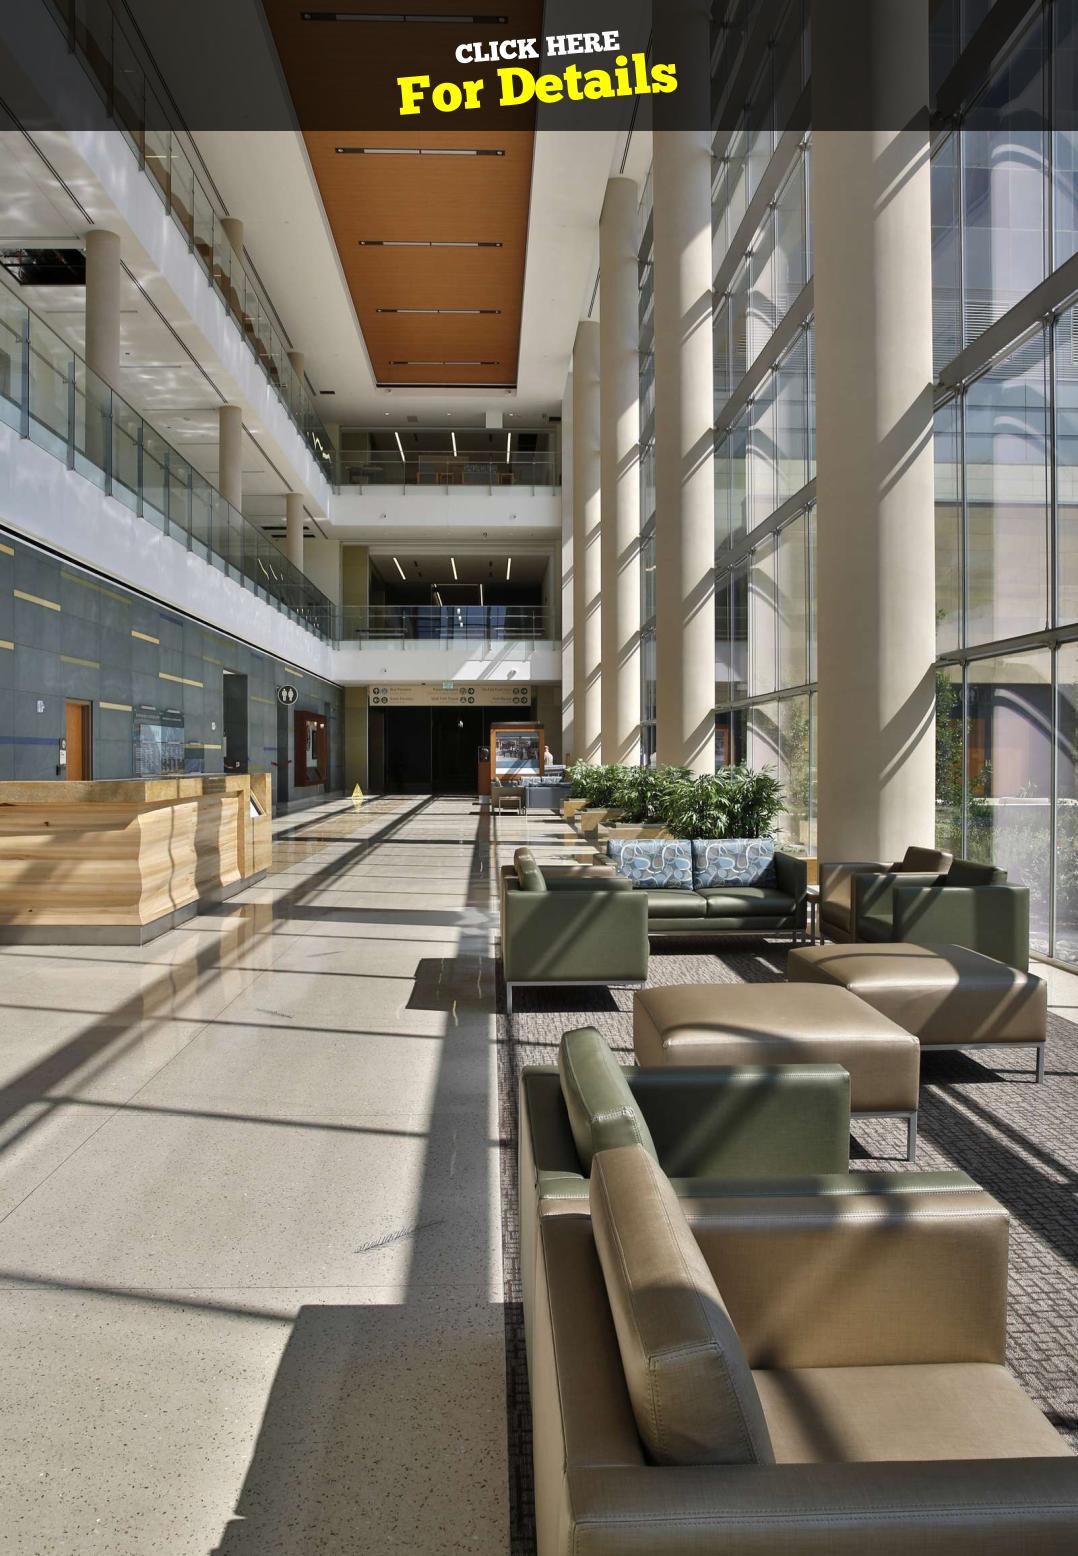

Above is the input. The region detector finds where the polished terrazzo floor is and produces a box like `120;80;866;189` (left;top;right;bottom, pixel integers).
0;793;587;1555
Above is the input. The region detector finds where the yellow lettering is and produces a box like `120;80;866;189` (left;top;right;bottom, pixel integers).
398;75;430;116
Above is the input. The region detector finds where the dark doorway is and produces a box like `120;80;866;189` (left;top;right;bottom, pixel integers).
223;672;248;772
275;702;290;808
432;707;487;793
385;707;432;792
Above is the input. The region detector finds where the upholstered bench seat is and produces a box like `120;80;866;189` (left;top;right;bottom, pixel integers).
788;941;1048;1082
634;982;921;1159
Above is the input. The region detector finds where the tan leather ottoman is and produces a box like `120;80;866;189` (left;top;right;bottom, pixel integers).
787;942;1048;1082
634;983;921;1160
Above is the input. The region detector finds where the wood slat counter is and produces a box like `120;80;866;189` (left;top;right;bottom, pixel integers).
0;773;272;943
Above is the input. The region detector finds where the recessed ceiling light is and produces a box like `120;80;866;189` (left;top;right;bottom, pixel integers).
359;239;502;248
376;307;501;315
337;146;505;156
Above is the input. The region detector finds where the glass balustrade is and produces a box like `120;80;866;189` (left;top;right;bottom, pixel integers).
0;283;335;641
45;0;336;484
336;443;560;489
340;606;555;642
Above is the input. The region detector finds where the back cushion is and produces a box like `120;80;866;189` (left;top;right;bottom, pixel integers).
896;845;954;874
692;839;777;890
558;1028;657;1169
947;859;1007;887
607;839;694;890
590;1145;775;1467
514;848;548;893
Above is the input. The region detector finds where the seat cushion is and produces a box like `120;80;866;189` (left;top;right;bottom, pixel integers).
692;839;777;889
645;889;707;919
699;887;795;919
607;839;694;890
787;942;1047;1047
755;1363;1071;1464
558;1027;657;1171
856;906;894;941
633;983;920;1111
590;1145;774;1467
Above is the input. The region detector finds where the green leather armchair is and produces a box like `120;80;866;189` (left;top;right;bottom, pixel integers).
853;859;1031;972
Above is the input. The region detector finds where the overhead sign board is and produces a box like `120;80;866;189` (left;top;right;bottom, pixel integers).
368;683;532;708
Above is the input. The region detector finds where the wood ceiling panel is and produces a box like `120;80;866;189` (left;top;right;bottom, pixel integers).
262;3;542;389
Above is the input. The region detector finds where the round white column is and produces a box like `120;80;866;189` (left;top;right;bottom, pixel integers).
84;228;121;388
600;176;643;767
813;0;937;861
560;371;575;761
572;320;603;763
653;123;715;774
218;405;244;512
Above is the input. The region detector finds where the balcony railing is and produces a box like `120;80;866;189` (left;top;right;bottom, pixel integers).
337;450;559;490
0;282;336;640
340;606;557;642
43;0;336;483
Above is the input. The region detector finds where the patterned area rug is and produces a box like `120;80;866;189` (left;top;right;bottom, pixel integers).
496;941;1078;1556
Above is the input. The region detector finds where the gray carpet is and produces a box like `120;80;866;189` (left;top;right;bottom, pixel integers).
496;941;1078;1555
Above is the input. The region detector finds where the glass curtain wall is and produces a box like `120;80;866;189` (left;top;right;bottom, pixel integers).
711;0;815;853
932;0;1078;961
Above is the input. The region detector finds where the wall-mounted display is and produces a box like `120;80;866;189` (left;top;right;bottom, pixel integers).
490;723;544;782
133;709;185;777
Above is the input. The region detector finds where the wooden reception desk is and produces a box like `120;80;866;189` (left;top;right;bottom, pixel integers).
0;773;272;943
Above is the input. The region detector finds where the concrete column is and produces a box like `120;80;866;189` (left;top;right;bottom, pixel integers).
218;405;243;511
813;0;936;861
600;177;642;767
560;372;575;762
220;216;244;258
572;321;602;763
653;86;715;771
84;228;121;388
285;492;304;571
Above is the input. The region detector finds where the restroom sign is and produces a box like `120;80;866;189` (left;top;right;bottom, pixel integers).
277;685;299;706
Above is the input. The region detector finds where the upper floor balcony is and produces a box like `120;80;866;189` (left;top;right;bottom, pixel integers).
336;427;560;493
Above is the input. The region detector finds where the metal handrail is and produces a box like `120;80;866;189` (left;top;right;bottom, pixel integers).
0;280;335;640
337;452;559;489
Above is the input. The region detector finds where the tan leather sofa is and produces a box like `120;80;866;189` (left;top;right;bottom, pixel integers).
530;1144;1078;1554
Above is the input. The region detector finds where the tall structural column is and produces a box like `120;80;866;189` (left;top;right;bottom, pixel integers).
560;371;575;762
84;228;121;470
84;229;121;387
285;493;304;571
572;320;603;763
652;1;715;773
813;0;936;861
600;177;642;766
218;405;244;512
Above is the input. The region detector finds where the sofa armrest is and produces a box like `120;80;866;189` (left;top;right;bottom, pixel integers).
852;870;945;936
565;1460;1078;1554
684;1182;1008;1367
502;884;649;984
628;1064;850;1178
892;883;1031;972
773;849;808;904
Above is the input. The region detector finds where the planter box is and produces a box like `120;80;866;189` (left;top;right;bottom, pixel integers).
577;807;626;837
598;824;674;842
561;798;590;821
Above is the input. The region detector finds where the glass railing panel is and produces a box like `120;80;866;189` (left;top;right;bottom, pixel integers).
143;113;171;209
73;0;113;111
140;425;168;530
26;313;72;459
189;474;211;561
111;396;140;512
0;288;25;432
111;23;144;146
192;184;214;277
71;357;110;489
211;227;235;314
170;136;196;246
164;449;192;545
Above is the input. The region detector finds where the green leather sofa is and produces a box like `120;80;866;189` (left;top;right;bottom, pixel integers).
499;850;649;1013
605;838;810;941
822;848;1031;972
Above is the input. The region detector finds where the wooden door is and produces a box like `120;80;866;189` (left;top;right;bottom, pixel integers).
65;701;91;781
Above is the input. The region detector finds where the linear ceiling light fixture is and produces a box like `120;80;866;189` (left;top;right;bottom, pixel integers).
359;239;502;248
394;431;406;461
392;555;407;579
451;557;459;580
376;307;501;315
451;432;458;457
390;359;500;366
337;147;505;157
308;13;509;24
506;557;512;580
506;431;512;459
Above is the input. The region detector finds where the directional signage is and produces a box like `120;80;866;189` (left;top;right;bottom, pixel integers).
368;683;532;708
276;685;299;706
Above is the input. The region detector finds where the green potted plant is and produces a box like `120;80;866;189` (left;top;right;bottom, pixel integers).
599;765;690;840
565;762;626;832
657;766;785;842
